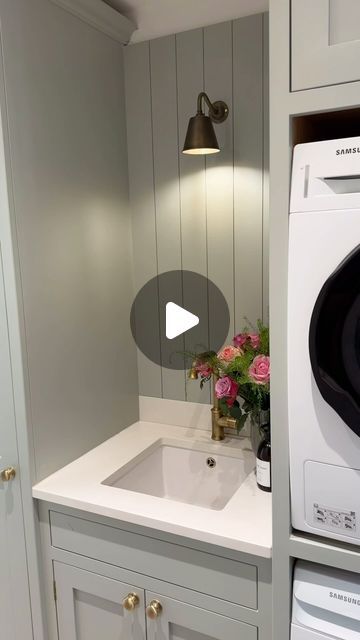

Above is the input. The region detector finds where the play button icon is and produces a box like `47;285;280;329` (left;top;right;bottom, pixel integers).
130;270;230;370
165;302;199;339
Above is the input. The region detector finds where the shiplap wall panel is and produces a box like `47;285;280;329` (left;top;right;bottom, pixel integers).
125;16;268;403
124;43;162;397
233;14;264;330
176;28;210;404
204;21;235;347
150;36;186;400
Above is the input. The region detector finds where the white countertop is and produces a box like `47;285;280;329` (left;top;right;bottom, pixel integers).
33;421;272;558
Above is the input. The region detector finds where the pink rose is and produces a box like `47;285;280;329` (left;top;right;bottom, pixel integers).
196;362;212;377
217;345;242;362
249;355;270;385
233;332;261;350
215;376;238;405
233;333;248;348
248;333;260;349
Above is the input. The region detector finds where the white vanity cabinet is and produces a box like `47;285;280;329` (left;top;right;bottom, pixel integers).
291;0;360;90
38;504;272;640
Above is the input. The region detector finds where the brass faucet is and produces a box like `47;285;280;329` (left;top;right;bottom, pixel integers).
189;362;238;441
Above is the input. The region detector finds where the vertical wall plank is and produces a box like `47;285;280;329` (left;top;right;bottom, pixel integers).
262;13;270;325
150;36;186;400
124;43;162;397
126;16;268;403
233;15;264;331
176;28;210;404
204;21;234;346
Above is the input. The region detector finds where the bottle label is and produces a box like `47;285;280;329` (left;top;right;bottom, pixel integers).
256;458;270;488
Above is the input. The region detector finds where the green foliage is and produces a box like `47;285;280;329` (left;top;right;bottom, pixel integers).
258;319;270;355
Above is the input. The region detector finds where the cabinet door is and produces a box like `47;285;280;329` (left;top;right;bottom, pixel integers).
0;246;33;639
54;562;145;640
145;592;257;640
292;0;360;90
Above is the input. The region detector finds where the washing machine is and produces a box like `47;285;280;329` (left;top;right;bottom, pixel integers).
291;561;360;640
288;136;360;545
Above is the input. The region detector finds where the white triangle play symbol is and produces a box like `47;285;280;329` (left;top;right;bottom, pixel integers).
166;302;199;340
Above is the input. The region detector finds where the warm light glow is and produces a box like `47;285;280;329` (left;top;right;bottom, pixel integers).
182;147;220;156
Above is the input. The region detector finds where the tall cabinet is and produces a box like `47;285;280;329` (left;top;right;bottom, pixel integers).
291;0;360;90
0;1;138;638
270;1;360;640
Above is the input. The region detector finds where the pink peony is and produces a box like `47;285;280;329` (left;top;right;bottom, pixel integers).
249;355;270;385
217;344;242;362
233;333;248;348
215;376;238;405
248;333;261;349
196;362;212;377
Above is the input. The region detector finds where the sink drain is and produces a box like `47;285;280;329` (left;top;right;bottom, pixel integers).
206;457;216;469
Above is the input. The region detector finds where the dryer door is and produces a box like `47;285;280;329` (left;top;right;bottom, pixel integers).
309;245;360;437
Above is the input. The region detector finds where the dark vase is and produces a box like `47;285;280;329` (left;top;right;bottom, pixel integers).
250;409;270;456
256;426;271;493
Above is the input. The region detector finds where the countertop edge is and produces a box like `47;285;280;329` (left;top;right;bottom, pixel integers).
33;488;272;559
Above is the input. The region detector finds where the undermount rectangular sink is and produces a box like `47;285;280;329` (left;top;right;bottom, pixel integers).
102;439;254;510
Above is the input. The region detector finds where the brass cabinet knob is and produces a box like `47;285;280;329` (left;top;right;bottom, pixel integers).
146;600;163;619
1;466;16;482
122;592;140;611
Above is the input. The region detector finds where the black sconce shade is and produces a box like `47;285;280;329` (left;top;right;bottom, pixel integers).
183;114;220;155
182;93;229;156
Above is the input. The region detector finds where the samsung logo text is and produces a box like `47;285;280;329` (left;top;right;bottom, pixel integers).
329;591;360;605
336;147;360;155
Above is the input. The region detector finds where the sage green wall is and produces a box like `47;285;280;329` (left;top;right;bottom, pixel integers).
125;13;269;403
0;0;139;482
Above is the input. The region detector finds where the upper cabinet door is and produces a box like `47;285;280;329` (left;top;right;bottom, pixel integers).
54;562;146;640
292;0;360;90
145;592;257;640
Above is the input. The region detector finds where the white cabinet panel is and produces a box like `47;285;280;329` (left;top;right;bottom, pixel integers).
54;562;146;640
292;0;360;90
145;592;257;640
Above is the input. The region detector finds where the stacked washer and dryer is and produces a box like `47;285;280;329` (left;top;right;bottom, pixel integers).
288;137;360;640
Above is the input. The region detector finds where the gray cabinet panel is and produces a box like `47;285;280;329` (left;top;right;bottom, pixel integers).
292;0;360;90
50;511;258;609
54;562;146;640
0;247;33;637
145;592;257;640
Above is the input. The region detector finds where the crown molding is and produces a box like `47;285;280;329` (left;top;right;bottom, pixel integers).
49;0;136;44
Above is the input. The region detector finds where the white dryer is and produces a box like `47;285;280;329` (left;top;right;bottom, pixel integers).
289;136;360;545
292;561;360;640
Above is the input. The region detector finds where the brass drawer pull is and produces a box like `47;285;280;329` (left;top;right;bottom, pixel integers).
146;600;163;619
1;466;16;482
122;592;140;611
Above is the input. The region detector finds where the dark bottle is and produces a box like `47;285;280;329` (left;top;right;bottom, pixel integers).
256;427;271;492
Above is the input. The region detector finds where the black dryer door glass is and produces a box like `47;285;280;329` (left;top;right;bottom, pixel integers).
309;245;360;438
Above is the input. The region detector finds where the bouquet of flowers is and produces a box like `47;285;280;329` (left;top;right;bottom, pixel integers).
190;321;270;431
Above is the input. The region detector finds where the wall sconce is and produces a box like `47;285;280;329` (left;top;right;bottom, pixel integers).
182;92;229;156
